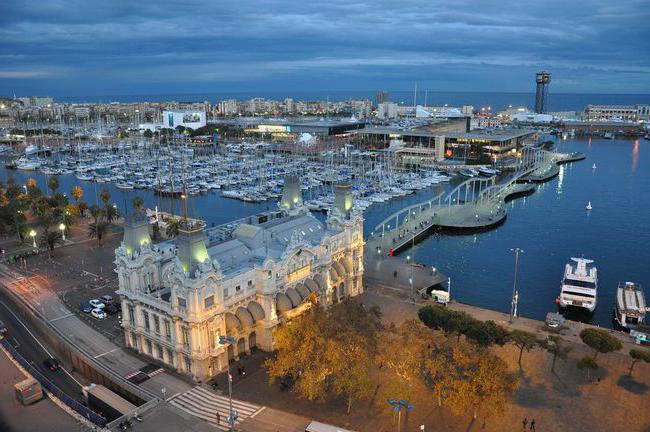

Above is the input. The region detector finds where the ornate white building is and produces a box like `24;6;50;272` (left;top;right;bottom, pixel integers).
115;178;364;381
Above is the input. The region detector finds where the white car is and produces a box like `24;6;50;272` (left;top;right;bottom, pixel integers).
89;299;105;309
91;308;106;320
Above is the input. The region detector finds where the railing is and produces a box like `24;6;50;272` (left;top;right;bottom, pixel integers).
1;338;107;427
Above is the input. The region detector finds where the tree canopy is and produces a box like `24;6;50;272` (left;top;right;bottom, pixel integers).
579;328;622;359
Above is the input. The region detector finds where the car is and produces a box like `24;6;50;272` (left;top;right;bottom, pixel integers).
80;301;93;313
104;303;119;315
100;294;114;304
43;357;60;371
89;299;105;309
91;308;107;320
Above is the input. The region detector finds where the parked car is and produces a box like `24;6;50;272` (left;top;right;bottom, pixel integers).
89;299;105;309
80;301;93;313
91;308;107;320
104;303;119;315
100;294;114;304
43;357;60;371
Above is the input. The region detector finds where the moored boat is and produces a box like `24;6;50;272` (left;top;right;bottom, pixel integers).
614;281;647;330
557;257;598;313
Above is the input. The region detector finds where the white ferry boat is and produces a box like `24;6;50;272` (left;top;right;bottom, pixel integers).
557;258;598;312
614;282;647;330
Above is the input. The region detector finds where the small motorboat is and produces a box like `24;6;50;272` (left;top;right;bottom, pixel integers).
592;163;596;170
586;201;592;211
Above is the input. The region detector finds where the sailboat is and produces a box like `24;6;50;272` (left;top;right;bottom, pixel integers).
586;201;592;211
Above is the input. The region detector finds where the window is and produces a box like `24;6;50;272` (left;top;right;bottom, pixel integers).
164;319;171;340
153;315;160;335
177;297;187;308
235;285;241;293
128;305;135;324
204;295;214;308
182;327;190;350
247;280;253;287
142;311;150;331
223;288;230;299
145;339;152;355
156;344;163;359
166;349;174;366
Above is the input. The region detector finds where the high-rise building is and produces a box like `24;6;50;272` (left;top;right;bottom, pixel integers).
375;90;389;106
534;71;551;114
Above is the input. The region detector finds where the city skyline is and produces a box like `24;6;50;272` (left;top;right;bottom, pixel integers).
1;0;649;97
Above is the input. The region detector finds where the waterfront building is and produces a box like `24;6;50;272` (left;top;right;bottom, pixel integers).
375;90;390;105
378;102;398;120
470;115;503;129
583;104;650;122
162;110;207;130
115;178;364;381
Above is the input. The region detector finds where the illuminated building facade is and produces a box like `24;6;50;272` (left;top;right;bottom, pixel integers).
115;178;364;381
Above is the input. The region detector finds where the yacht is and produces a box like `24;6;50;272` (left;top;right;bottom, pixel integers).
557;258;598;312
459;168;479;178
614;282;647;330
477;167;500;177
603;132;614;140
116;181;134;190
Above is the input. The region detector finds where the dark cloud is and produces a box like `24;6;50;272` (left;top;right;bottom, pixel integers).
0;0;648;96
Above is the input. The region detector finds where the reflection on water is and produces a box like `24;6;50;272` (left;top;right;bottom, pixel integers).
632;139;639;173
556;165;565;195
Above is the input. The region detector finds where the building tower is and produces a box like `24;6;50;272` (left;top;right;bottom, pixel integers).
534;71;551;114
375;90;389;106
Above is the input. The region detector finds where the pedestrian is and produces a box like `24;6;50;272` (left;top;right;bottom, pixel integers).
217;412;221;425
522;418;528;430
530;419;535;431
241;366;246;377
237;365;242;376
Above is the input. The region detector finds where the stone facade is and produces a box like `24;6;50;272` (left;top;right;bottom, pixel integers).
115;181;364;381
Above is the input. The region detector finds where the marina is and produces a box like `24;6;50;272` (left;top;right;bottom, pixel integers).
0;135;648;328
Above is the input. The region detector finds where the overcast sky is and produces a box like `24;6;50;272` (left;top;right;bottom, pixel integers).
1;0;649;97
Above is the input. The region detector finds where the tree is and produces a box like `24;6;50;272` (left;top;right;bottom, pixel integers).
132;196;144;213
579;328;622;360
71;185;83;203
331;334;373;414
47;176;59;196
42;231;63;258
166;218;181;238
26;178;37;190
104;204;119;223
628;349;650;377
464;320;509;348
89;205;102;224
543;335;573;373
77;200;88;216
99;188;111;206
88;221;109;246
577;356;598;381
508;330;539;368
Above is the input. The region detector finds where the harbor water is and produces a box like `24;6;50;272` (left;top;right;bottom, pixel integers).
1;136;648;327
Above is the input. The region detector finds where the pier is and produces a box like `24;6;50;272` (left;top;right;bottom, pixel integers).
366;146;585;256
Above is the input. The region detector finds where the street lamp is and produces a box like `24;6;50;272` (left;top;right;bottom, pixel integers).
59;223;66;241
218;335;238;432
510;248;524;322
29;229;37;249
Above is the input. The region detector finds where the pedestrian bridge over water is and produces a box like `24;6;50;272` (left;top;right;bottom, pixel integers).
366;146;585;256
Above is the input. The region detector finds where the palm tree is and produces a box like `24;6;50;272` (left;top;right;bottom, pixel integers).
47;177;59;196
77;200;88;216
166;218;181;238
42;231;63;258
71;185;83;203
99;188;111;207
132;196;144;213
89;204;102;224
88;221;109;246
104;204;119;224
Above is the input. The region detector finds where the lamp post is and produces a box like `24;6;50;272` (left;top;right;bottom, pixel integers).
510;248;523;322
29;229;37;249
59;223;66;241
218;335;238;431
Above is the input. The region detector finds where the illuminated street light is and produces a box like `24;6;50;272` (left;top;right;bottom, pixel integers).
29;229;37;248
59;223;66;241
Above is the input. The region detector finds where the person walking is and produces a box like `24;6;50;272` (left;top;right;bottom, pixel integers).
530;419;536;431
522;418;528;430
217;412;221;425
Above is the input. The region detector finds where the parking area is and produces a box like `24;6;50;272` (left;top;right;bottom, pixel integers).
59;280;124;345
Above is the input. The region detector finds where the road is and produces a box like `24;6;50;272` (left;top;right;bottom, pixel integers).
0;300;84;402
